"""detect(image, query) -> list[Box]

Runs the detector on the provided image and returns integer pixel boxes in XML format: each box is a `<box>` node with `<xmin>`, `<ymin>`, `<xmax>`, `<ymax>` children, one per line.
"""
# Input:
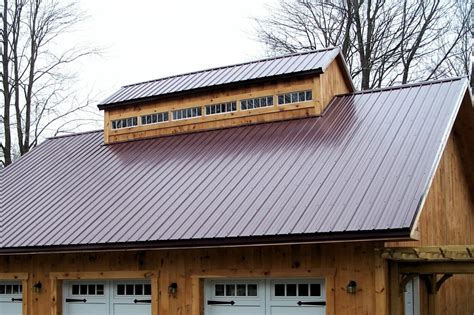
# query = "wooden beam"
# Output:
<box><xmin>399</xmin><ymin>262</ymin><xmax>474</xmax><ymax>274</ymax></box>
<box><xmin>49</xmin><ymin>270</ymin><xmax>156</xmax><ymax>280</ymax></box>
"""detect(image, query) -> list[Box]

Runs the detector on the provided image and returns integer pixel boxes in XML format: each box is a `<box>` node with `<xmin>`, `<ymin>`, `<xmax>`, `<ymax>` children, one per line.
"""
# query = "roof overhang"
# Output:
<box><xmin>0</xmin><ymin>229</ymin><xmax>411</xmax><ymax>255</ymax></box>
<box><xmin>97</xmin><ymin>69</ymin><xmax>325</xmax><ymax>110</ymax></box>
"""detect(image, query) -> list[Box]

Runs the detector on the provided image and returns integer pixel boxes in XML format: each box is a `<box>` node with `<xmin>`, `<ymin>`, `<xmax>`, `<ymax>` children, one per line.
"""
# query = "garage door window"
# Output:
<box><xmin>274</xmin><ymin>283</ymin><xmax>321</xmax><ymax>297</ymax></box>
<box><xmin>0</xmin><ymin>283</ymin><xmax>22</xmax><ymax>295</ymax></box>
<box><xmin>116</xmin><ymin>283</ymin><xmax>151</xmax><ymax>296</ymax></box>
<box><xmin>71</xmin><ymin>284</ymin><xmax>104</xmax><ymax>295</ymax></box>
<box><xmin>214</xmin><ymin>283</ymin><xmax>258</xmax><ymax>297</ymax></box>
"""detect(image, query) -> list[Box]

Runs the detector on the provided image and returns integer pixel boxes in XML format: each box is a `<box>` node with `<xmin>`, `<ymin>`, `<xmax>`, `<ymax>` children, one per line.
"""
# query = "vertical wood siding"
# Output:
<box><xmin>0</xmin><ymin>242</ymin><xmax>387</xmax><ymax>315</ymax></box>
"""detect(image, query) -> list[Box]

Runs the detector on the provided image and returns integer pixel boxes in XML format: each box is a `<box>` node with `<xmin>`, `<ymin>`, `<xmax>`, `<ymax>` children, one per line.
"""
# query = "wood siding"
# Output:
<box><xmin>386</xmin><ymin>99</ymin><xmax>474</xmax><ymax>315</ymax></box>
<box><xmin>0</xmin><ymin>242</ymin><xmax>387</xmax><ymax>315</ymax></box>
<box><xmin>103</xmin><ymin>60</ymin><xmax>351</xmax><ymax>144</ymax></box>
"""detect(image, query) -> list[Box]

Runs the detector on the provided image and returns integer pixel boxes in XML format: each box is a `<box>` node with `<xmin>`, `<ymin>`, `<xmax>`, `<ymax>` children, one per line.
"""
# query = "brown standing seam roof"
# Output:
<box><xmin>0</xmin><ymin>77</ymin><xmax>469</xmax><ymax>252</ymax></box>
<box><xmin>98</xmin><ymin>47</ymin><xmax>352</xmax><ymax>109</ymax></box>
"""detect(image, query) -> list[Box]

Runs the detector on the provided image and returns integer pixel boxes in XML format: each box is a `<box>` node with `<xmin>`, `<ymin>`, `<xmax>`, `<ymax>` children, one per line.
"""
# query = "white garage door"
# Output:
<box><xmin>63</xmin><ymin>280</ymin><xmax>151</xmax><ymax>315</ymax></box>
<box><xmin>205</xmin><ymin>279</ymin><xmax>325</xmax><ymax>315</ymax></box>
<box><xmin>0</xmin><ymin>281</ymin><xmax>22</xmax><ymax>315</ymax></box>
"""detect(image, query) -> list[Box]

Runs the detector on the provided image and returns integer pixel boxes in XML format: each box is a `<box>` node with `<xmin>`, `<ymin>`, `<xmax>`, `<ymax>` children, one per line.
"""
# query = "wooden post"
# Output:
<box><xmin>389</xmin><ymin>261</ymin><xmax>402</xmax><ymax>315</ymax></box>
<box><xmin>427</xmin><ymin>274</ymin><xmax>437</xmax><ymax>315</ymax></box>
<box><xmin>374</xmin><ymin>250</ymin><xmax>389</xmax><ymax>315</ymax></box>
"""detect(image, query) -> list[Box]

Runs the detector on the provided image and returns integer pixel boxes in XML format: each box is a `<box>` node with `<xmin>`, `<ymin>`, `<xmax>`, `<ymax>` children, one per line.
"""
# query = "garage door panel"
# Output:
<box><xmin>205</xmin><ymin>278</ymin><xmax>326</xmax><ymax>315</ymax></box>
<box><xmin>64</xmin><ymin>280</ymin><xmax>151</xmax><ymax>315</ymax></box>
<box><xmin>112</xmin><ymin>303</ymin><xmax>151</xmax><ymax>315</ymax></box>
<box><xmin>269</xmin><ymin>305</ymin><xmax>325</xmax><ymax>315</ymax></box>
<box><xmin>0</xmin><ymin>281</ymin><xmax>22</xmax><ymax>315</ymax></box>
<box><xmin>205</xmin><ymin>280</ymin><xmax>265</xmax><ymax>315</ymax></box>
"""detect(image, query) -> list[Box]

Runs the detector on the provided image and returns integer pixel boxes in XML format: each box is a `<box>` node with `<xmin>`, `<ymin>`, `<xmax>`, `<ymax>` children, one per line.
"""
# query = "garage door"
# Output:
<box><xmin>63</xmin><ymin>280</ymin><xmax>151</xmax><ymax>315</ymax></box>
<box><xmin>205</xmin><ymin>279</ymin><xmax>325</xmax><ymax>315</ymax></box>
<box><xmin>0</xmin><ymin>281</ymin><xmax>22</xmax><ymax>315</ymax></box>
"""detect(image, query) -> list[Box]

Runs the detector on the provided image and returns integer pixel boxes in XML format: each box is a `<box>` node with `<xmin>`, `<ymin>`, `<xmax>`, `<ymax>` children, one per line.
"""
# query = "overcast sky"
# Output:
<box><xmin>72</xmin><ymin>0</ymin><xmax>277</xmax><ymax>112</ymax></box>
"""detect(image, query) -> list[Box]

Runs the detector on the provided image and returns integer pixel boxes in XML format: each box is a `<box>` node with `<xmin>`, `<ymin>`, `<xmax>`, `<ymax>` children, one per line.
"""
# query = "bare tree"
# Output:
<box><xmin>0</xmin><ymin>0</ymin><xmax>98</xmax><ymax>167</ymax></box>
<box><xmin>255</xmin><ymin>0</ymin><xmax>472</xmax><ymax>90</ymax></box>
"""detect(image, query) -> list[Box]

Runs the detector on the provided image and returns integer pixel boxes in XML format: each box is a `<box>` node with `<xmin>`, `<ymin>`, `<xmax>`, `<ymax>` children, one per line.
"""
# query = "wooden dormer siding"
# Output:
<box><xmin>100</xmin><ymin>49</ymin><xmax>353</xmax><ymax>144</ymax></box>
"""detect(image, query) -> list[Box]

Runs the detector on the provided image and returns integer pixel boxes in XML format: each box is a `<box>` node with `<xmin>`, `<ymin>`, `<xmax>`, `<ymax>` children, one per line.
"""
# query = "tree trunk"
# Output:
<box><xmin>2</xmin><ymin>0</ymin><xmax>12</xmax><ymax>166</ymax></box>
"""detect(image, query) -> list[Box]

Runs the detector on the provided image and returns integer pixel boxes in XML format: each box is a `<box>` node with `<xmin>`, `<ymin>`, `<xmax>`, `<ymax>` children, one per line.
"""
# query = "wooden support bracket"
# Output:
<box><xmin>436</xmin><ymin>273</ymin><xmax>453</xmax><ymax>292</ymax></box>
<box><xmin>399</xmin><ymin>274</ymin><xmax>417</xmax><ymax>294</ymax></box>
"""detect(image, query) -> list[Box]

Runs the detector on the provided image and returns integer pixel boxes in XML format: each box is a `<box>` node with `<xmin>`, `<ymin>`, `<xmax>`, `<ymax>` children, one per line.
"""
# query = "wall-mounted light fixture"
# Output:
<box><xmin>346</xmin><ymin>280</ymin><xmax>357</xmax><ymax>294</ymax></box>
<box><xmin>32</xmin><ymin>281</ymin><xmax>42</xmax><ymax>293</ymax></box>
<box><xmin>168</xmin><ymin>283</ymin><xmax>178</xmax><ymax>297</ymax></box>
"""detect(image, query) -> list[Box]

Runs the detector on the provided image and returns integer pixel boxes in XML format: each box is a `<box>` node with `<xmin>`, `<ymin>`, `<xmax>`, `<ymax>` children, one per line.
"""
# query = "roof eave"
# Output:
<box><xmin>0</xmin><ymin>229</ymin><xmax>411</xmax><ymax>255</ymax></box>
<box><xmin>97</xmin><ymin>68</ymin><xmax>324</xmax><ymax>110</ymax></box>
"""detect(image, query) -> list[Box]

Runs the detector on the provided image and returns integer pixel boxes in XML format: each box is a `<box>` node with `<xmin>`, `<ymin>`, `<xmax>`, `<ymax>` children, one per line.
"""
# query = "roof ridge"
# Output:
<box><xmin>121</xmin><ymin>47</ymin><xmax>339</xmax><ymax>89</ymax></box>
<box><xmin>47</xmin><ymin>129</ymin><xmax>104</xmax><ymax>140</ymax></box>
<box><xmin>337</xmin><ymin>76</ymin><xmax>468</xmax><ymax>97</ymax></box>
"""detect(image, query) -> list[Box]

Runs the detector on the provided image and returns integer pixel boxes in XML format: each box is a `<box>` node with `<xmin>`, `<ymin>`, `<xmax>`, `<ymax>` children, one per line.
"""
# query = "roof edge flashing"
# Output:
<box><xmin>0</xmin><ymin>229</ymin><xmax>411</xmax><ymax>255</ymax></box>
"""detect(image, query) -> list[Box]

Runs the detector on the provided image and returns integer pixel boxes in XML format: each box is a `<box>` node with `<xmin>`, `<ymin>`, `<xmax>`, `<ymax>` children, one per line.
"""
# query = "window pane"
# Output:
<box><xmin>284</xmin><ymin>94</ymin><xmax>291</xmax><ymax>104</ymax></box>
<box><xmin>291</xmin><ymin>93</ymin><xmax>298</xmax><ymax>102</ymax></box>
<box><xmin>215</xmin><ymin>284</ymin><xmax>224</xmax><ymax>296</ymax></box>
<box><xmin>298</xmin><ymin>284</ymin><xmax>309</xmax><ymax>296</ymax></box>
<box><xmin>278</xmin><ymin>95</ymin><xmax>284</xmax><ymax>104</ymax></box>
<box><xmin>261</xmin><ymin>97</ymin><xmax>267</xmax><ymax>106</ymax></box>
<box><xmin>232</xmin><ymin>102</ymin><xmax>237</xmax><ymax>111</ymax></box>
<box><xmin>254</xmin><ymin>98</ymin><xmax>260</xmax><ymax>108</ymax></box>
<box><xmin>88</xmin><ymin>284</ymin><xmax>96</xmax><ymax>295</ymax></box>
<box><xmin>6</xmin><ymin>285</ymin><xmax>12</xmax><ymax>294</ymax></box>
<box><xmin>225</xmin><ymin>284</ymin><xmax>235</xmax><ymax>296</ymax></box>
<box><xmin>144</xmin><ymin>284</ymin><xmax>151</xmax><ymax>295</ymax></box>
<box><xmin>72</xmin><ymin>285</ymin><xmax>79</xmax><ymax>295</ymax></box>
<box><xmin>0</xmin><ymin>285</ymin><xmax>4</xmax><ymax>294</ymax></box>
<box><xmin>248</xmin><ymin>284</ymin><xmax>257</xmax><ymax>296</ymax></box>
<box><xmin>241</xmin><ymin>100</ymin><xmax>247</xmax><ymax>110</ymax></box>
<box><xmin>126</xmin><ymin>284</ymin><xmax>134</xmax><ymax>295</ymax></box>
<box><xmin>12</xmin><ymin>285</ymin><xmax>19</xmax><ymax>294</ymax></box>
<box><xmin>132</xmin><ymin>117</ymin><xmax>138</xmax><ymax>125</ymax></box>
<box><xmin>117</xmin><ymin>284</ymin><xmax>125</xmax><ymax>295</ymax></box>
<box><xmin>287</xmin><ymin>284</ymin><xmax>297</xmax><ymax>296</ymax></box>
<box><xmin>299</xmin><ymin>92</ymin><xmax>306</xmax><ymax>102</ymax></box>
<box><xmin>80</xmin><ymin>285</ymin><xmax>87</xmax><ymax>295</ymax></box>
<box><xmin>306</xmin><ymin>90</ymin><xmax>312</xmax><ymax>100</ymax></box>
<box><xmin>268</xmin><ymin>96</ymin><xmax>274</xmax><ymax>106</ymax></box>
<box><xmin>247</xmin><ymin>99</ymin><xmax>254</xmax><ymax>109</ymax></box>
<box><xmin>135</xmin><ymin>284</ymin><xmax>143</xmax><ymax>295</ymax></box>
<box><xmin>97</xmin><ymin>284</ymin><xmax>104</xmax><ymax>295</ymax></box>
<box><xmin>164</xmin><ymin>113</ymin><xmax>169</xmax><ymax>121</ymax></box>
<box><xmin>237</xmin><ymin>284</ymin><xmax>246</xmax><ymax>296</ymax></box>
<box><xmin>275</xmin><ymin>284</ymin><xmax>285</xmax><ymax>296</ymax></box>
<box><xmin>310</xmin><ymin>284</ymin><xmax>321</xmax><ymax>296</ymax></box>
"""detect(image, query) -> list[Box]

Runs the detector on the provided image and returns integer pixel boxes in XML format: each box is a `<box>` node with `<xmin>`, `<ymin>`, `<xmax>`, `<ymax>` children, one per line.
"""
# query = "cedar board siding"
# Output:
<box><xmin>0</xmin><ymin>242</ymin><xmax>388</xmax><ymax>315</ymax></box>
<box><xmin>386</xmin><ymin>99</ymin><xmax>474</xmax><ymax>315</ymax></box>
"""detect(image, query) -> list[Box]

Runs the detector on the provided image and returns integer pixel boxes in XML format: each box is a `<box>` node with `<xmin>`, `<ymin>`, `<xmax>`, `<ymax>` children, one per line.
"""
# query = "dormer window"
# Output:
<box><xmin>278</xmin><ymin>90</ymin><xmax>312</xmax><ymax>105</ymax></box>
<box><xmin>172</xmin><ymin>107</ymin><xmax>202</xmax><ymax>120</ymax></box>
<box><xmin>240</xmin><ymin>96</ymin><xmax>273</xmax><ymax>110</ymax></box>
<box><xmin>141</xmin><ymin>112</ymin><xmax>169</xmax><ymax>125</ymax></box>
<box><xmin>205</xmin><ymin>101</ymin><xmax>237</xmax><ymax>115</ymax></box>
<box><xmin>111</xmin><ymin>117</ymin><xmax>138</xmax><ymax>130</ymax></box>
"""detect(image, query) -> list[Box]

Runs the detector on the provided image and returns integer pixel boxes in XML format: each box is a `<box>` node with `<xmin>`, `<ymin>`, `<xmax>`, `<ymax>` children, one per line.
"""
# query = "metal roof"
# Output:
<box><xmin>0</xmin><ymin>77</ymin><xmax>469</xmax><ymax>252</ymax></box>
<box><xmin>98</xmin><ymin>47</ymin><xmax>350</xmax><ymax>109</ymax></box>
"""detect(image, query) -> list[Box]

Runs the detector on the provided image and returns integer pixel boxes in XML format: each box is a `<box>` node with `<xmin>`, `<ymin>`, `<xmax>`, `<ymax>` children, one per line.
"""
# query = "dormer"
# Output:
<box><xmin>98</xmin><ymin>48</ymin><xmax>354</xmax><ymax>144</ymax></box>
